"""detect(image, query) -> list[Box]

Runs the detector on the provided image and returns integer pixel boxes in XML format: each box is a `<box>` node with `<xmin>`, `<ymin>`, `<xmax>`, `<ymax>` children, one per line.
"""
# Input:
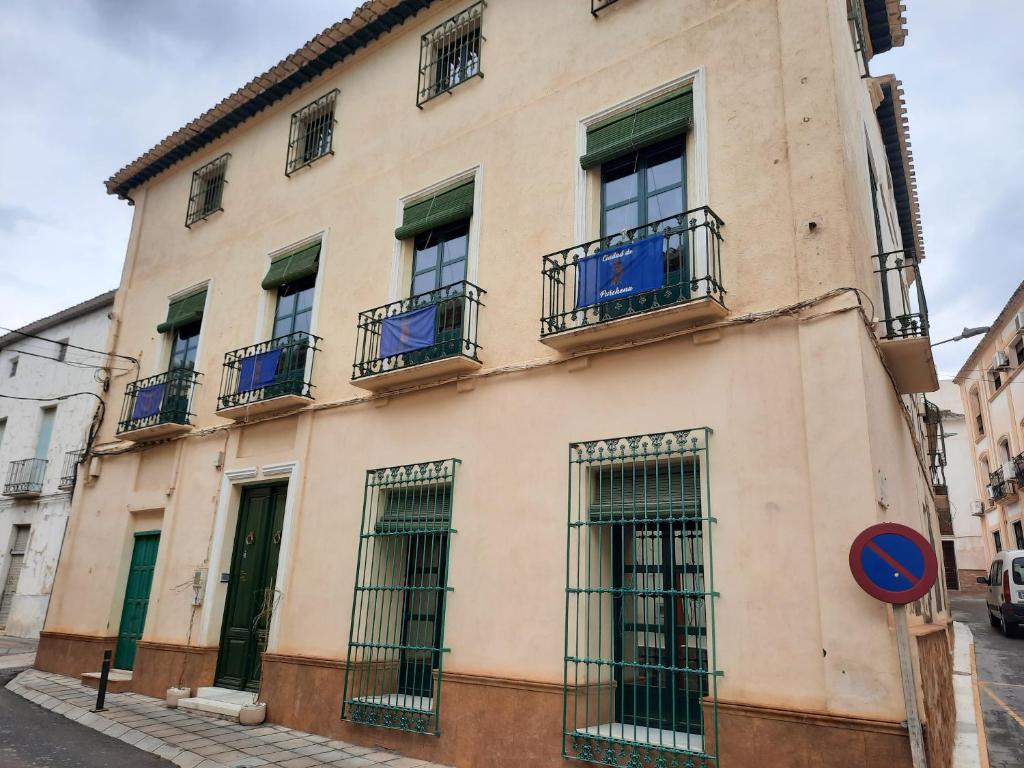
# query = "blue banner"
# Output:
<box><xmin>380</xmin><ymin>305</ymin><xmax>437</xmax><ymax>358</ymax></box>
<box><xmin>238</xmin><ymin>348</ymin><xmax>283</xmax><ymax>392</ymax></box>
<box><xmin>131</xmin><ymin>382</ymin><xmax>166</xmax><ymax>420</ymax></box>
<box><xmin>576</xmin><ymin>233</ymin><xmax>665</xmax><ymax>309</ymax></box>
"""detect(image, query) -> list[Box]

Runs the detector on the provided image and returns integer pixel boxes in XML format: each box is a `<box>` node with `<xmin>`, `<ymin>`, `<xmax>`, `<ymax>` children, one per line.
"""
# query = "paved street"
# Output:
<box><xmin>0</xmin><ymin>668</ymin><xmax>173</xmax><ymax>768</ymax></box>
<box><xmin>952</xmin><ymin>594</ymin><xmax>1024</xmax><ymax>768</ymax></box>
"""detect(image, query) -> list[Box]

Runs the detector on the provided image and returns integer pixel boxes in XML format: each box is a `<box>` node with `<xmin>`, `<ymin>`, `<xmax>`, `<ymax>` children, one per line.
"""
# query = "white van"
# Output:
<box><xmin>978</xmin><ymin>549</ymin><xmax>1024</xmax><ymax>636</ymax></box>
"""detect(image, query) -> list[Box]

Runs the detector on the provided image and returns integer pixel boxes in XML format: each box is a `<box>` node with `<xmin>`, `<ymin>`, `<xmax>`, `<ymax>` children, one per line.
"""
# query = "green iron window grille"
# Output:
<box><xmin>342</xmin><ymin>459</ymin><xmax>459</xmax><ymax>735</ymax></box>
<box><xmin>564</xmin><ymin>429</ymin><xmax>719</xmax><ymax>768</ymax></box>
<box><xmin>416</xmin><ymin>2</ymin><xmax>484</xmax><ymax>107</ymax></box>
<box><xmin>185</xmin><ymin>153</ymin><xmax>230</xmax><ymax>227</ymax></box>
<box><xmin>285</xmin><ymin>90</ymin><xmax>338</xmax><ymax>176</ymax></box>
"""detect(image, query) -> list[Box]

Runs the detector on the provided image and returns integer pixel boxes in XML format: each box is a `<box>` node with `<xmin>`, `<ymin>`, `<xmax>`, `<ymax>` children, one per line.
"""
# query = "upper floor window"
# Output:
<box><xmin>262</xmin><ymin>241</ymin><xmax>321</xmax><ymax>339</ymax></box>
<box><xmin>157</xmin><ymin>289</ymin><xmax>208</xmax><ymax>371</ymax></box>
<box><xmin>1014</xmin><ymin>336</ymin><xmax>1024</xmax><ymax>368</ymax></box>
<box><xmin>186</xmin><ymin>154</ymin><xmax>230</xmax><ymax>227</ymax></box>
<box><xmin>993</xmin><ymin>368</ymin><xmax>1004</xmax><ymax>391</ymax></box>
<box><xmin>417</xmin><ymin>2</ymin><xmax>484</xmax><ymax>107</ymax></box>
<box><xmin>998</xmin><ymin>438</ymin><xmax>1012</xmax><ymax>467</ymax></box>
<box><xmin>970</xmin><ymin>387</ymin><xmax>984</xmax><ymax>437</ymax></box>
<box><xmin>8</xmin><ymin>357</ymin><xmax>17</xmax><ymax>377</ymax></box>
<box><xmin>285</xmin><ymin>90</ymin><xmax>338</xmax><ymax>176</ymax></box>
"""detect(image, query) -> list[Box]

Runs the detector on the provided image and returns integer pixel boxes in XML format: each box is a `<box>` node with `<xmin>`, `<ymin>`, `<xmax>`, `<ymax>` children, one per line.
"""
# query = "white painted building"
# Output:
<box><xmin>0</xmin><ymin>291</ymin><xmax>115</xmax><ymax>637</ymax></box>
<box><xmin>931</xmin><ymin>379</ymin><xmax>988</xmax><ymax>577</ymax></box>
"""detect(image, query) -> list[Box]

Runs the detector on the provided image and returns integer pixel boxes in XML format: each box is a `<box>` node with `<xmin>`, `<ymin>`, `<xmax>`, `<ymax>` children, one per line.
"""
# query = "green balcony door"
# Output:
<box><xmin>215</xmin><ymin>484</ymin><xmax>287</xmax><ymax>691</ymax></box>
<box><xmin>115</xmin><ymin>532</ymin><xmax>161</xmax><ymax>671</ymax></box>
<box><xmin>405</xmin><ymin>222</ymin><xmax>468</xmax><ymax>364</ymax></box>
<box><xmin>599</xmin><ymin>139</ymin><xmax>688</xmax><ymax>319</ymax></box>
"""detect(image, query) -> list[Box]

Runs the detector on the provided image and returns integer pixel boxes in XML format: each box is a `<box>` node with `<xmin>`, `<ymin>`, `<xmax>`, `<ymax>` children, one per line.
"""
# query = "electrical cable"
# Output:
<box><xmin>0</xmin><ymin>325</ymin><xmax>139</xmax><ymax>367</ymax></box>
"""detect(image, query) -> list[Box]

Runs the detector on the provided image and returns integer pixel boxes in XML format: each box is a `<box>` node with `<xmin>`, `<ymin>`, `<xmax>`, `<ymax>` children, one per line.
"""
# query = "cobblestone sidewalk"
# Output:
<box><xmin>6</xmin><ymin>670</ymin><xmax>450</xmax><ymax>768</ymax></box>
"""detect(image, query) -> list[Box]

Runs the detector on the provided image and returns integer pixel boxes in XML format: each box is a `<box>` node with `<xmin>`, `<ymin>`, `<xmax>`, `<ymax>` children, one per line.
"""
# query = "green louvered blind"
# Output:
<box><xmin>394</xmin><ymin>182</ymin><xmax>474</xmax><ymax>240</ymax></box>
<box><xmin>581</xmin><ymin>90</ymin><xmax>693</xmax><ymax>170</ymax></box>
<box><xmin>156</xmin><ymin>290</ymin><xmax>207</xmax><ymax>334</ymax></box>
<box><xmin>375</xmin><ymin>485</ymin><xmax>452</xmax><ymax>534</ymax></box>
<box><xmin>588</xmin><ymin>459</ymin><xmax>701</xmax><ymax>522</ymax></box>
<box><xmin>261</xmin><ymin>242</ymin><xmax>321</xmax><ymax>290</ymax></box>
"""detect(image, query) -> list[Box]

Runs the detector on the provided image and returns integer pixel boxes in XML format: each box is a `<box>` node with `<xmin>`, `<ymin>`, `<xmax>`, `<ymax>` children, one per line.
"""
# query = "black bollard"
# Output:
<box><xmin>93</xmin><ymin>649</ymin><xmax>112</xmax><ymax>712</ymax></box>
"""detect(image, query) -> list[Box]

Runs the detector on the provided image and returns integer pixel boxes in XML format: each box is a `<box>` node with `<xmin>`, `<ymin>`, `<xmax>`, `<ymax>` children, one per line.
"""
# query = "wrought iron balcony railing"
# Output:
<box><xmin>922</xmin><ymin>399</ymin><xmax>947</xmax><ymax>496</ymax></box>
<box><xmin>58</xmin><ymin>449</ymin><xmax>85</xmax><ymax>491</ymax></box>
<box><xmin>118</xmin><ymin>368</ymin><xmax>200</xmax><ymax>435</ymax></box>
<box><xmin>541</xmin><ymin>207</ymin><xmax>725</xmax><ymax>339</ymax></box>
<box><xmin>989</xmin><ymin>467</ymin><xmax>1016</xmax><ymax>502</ymax></box>
<box><xmin>1016</xmin><ymin>452</ymin><xmax>1024</xmax><ymax>485</ymax></box>
<box><xmin>873</xmin><ymin>249</ymin><xmax>930</xmax><ymax>341</ymax></box>
<box><xmin>218</xmin><ymin>332</ymin><xmax>320</xmax><ymax>412</ymax></box>
<box><xmin>4</xmin><ymin>458</ymin><xmax>48</xmax><ymax>496</ymax></box>
<box><xmin>352</xmin><ymin>280</ymin><xmax>485</xmax><ymax>382</ymax></box>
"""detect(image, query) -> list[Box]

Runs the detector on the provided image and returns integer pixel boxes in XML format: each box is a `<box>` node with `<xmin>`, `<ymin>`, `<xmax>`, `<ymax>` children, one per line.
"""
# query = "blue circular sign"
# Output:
<box><xmin>849</xmin><ymin>523</ymin><xmax>938</xmax><ymax>604</ymax></box>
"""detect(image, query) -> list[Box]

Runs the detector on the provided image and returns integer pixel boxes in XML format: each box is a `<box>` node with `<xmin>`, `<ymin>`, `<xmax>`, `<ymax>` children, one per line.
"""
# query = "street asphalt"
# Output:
<box><xmin>951</xmin><ymin>593</ymin><xmax>1024</xmax><ymax>768</ymax></box>
<box><xmin>0</xmin><ymin>669</ymin><xmax>172</xmax><ymax>768</ymax></box>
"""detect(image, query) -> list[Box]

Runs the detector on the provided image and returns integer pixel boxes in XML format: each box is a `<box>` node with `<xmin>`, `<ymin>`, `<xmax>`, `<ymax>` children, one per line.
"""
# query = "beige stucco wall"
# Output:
<box><xmin>45</xmin><ymin>0</ymin><xmax>945</xmax><ymax>731</ymax></box>
<box><xmin>956</xmin><ymin>289</ymin><xmax>1024</xmax><ymax>561</ymax></box>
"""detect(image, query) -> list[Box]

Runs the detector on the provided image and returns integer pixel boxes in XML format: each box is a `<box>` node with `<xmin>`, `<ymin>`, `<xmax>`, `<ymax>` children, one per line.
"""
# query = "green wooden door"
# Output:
<box><xmin>215</xmin><ymin>485</ymin><xmax>287</xmax><ymax>691</ymax></box>
<box><xmin>115</xmin><ymin>532</ymin><xmax>161</xmax><ymax>671</ymax></box>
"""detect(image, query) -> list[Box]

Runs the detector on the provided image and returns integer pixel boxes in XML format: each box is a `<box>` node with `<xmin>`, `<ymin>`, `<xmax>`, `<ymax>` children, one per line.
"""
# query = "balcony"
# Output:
<box><xmin>540</xmin><ymin>208</ymin><xmax>727</xmax><ymax>353</ymax></box>
<box><xmin>57</xmin><ymin>450</ymin><xmax>85</xmax><ymax>491</ymax></box>
<box><xmin>873</xmin><ymin>249</ymin><xmax>938</xmax><ymax>394</ymax></box>
<box><xmin>3</xmin><ymin>458</ymin><xmax>48</xmax><ymax>498</ymax></box>
<box><xmin>988</xmin><ymin>466</ymin><xmax>1018</xmax><ymax>504</ymax></box>
<box><xmin>922</xmin><ymin>398</ymin><xmax>948</xmax><ymax>518</ymax></box>
<box><xmin>217</xmin><ymin>332</ymin><xmax>320</xmax><ymax>420</ymax></box>
<box><xmin>351</xmin><ymin>280</ymin><xmax>485</xmax><ymax>392</ymax></box>
<box><xmin>118</xmin><ymin>368</ymin><xmax>200</xmax><ymax>442</ymax></box>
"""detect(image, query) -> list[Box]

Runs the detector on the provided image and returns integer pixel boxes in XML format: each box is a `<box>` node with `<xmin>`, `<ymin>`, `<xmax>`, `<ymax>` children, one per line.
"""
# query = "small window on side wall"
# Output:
<box><xmin>417</xmin><ymin>2</ymin><xmax>484</xmax><ymax>107</ymax></box>
<box><xmin>286</xmin><ymin>91</ymin><xmax>338</xmax><ymax>176</ymax></box>
<box><xmin>186</xmin><ymin>154</ymin><xmax>230</xmax><ymax>227</ymax></box>
<box><xmin>8</xmin><ymin>357</ymin><xmax>17</xmax><ymax>377</ymax></box>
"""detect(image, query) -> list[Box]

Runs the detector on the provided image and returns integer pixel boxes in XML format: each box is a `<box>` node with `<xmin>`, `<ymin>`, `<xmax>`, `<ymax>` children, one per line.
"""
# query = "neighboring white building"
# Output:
<box><xmin>930</xmin><ymin>380</ymin><xmax>987</xmax><ymax>579</ymax></box>
<box><xmin>0</xmin><ymin>290</ymin><xmax>115</xmax><ymax>637</ymax></box>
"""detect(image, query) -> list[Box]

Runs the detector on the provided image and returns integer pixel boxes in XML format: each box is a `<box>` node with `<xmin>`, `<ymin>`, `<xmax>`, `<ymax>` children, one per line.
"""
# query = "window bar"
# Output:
<box><xmin>185</xmin><ymin>154</ymin><xmax>230</xmax><ymax>227</ymax></box>
<box><xmin>564</xmin><ymin>429</ymin><xmax>718</xmax><ymax>767</ymax></box>
<box><xmin>417</xmin><ymin>2</ymin><xmax>485</xmax><ymax>108</ymax></box>
<box><xmin>342</xmin><ymin>459</ymin><xmax>459</xmax><ymax>735</ymax></box>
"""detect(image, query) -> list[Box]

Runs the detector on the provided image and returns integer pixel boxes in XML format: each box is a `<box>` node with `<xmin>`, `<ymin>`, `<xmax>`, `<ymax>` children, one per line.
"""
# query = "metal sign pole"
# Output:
<box><xmin>893</xmin><ymin>604</ymin><xmax>927</xmax><ymax>768</ymax></box>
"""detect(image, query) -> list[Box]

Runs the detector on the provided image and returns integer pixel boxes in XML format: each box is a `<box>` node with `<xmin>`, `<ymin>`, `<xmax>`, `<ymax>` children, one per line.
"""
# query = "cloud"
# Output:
<box><xmin>0</xmin><ymin>204</ymin><xmax>42</xmax><ymax>232</ymax></box>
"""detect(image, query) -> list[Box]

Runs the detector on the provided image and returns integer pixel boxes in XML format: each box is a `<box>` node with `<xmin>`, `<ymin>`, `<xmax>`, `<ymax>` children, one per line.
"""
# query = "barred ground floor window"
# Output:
<box><xmin>342</xmin><ymin>459</ymin><xmax>458</xmax><ymax>735</ymax></box>
<box><xmin>564</xmin><ymin>430</ymin><xmax>718</xmax><ymax>767</ymax></box>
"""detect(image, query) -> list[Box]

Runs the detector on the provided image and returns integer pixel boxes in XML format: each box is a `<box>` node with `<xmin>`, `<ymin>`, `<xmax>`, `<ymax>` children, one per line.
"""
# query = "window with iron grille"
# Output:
<box><xmin>417</xmin><ymin>3</ymin><xmax>484</xmax><ymax>107</ymax></box>
<box><xmin>342</xmin><ymin>459</ymin><xmax>459</xmax><ymax>735</ymax></box>
<box><xmin>564</xmin><ymin>429</ymin><xmax>718</xmax><ymax>768</ymax></box>
<box><xmin>185</xmin><ymin>153</ymin><xmax>230</xmax><ymax>227</ymax></box>
<box><xmin>285</xmin><ymin>90</ymin><xmax>338</xmax><ymax>176</ymax></box>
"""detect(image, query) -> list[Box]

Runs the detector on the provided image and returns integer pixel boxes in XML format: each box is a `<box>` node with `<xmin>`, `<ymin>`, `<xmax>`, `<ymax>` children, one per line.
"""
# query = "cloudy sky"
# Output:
<box><xmin>0</xmin><ymin>1</ymin><xmax>1020</xmax><ymax>379</ymax></box>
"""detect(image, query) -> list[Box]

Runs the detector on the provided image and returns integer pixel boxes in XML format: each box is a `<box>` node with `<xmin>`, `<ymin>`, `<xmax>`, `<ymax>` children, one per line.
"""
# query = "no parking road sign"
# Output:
<box><xmin>848</xmin><ymin>522</ymin><xmax>938</xmax><ymax>605</ymax></box>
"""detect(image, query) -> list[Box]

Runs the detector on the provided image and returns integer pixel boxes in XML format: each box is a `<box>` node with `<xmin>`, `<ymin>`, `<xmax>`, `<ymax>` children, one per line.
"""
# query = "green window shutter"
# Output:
<box><xmin>394</xmin><ymin>182</ymin><xmax>474</xmax><ymax>240</ymax></box>
<box><xmin>375</xmin><ymin>485</ymin><xmax>452</xmax><ymax>533</ymax></box>
<box><xmin>588</xmin><ymin>460</ymin><xmax>701</xmax><ymax>522</ymax></box>
<box><xmin>581</xmin><ymin>90</ymin><xmax>693</xmax><ymax>170</ymax></box>
<box><xmin>156</xmin><ymin>289</ymin><xmax>207</xmax><ymax>334</ymax></box>
<box><xmin>261</xmin><ymin>242</ymin><xmax>321</xmax><ymax>290</ymax></box>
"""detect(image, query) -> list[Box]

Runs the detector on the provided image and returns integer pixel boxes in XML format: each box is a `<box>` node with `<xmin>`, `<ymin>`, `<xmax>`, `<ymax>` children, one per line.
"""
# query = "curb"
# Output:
<box><xmin>951</xmin><ymin>621</ymin><xmax>988</xmax><ymax>768</ymax></box>
<box><xmin>5</xmin><ymin>673</ymin><xmax>219</xmax><ymax>768</ymax></box>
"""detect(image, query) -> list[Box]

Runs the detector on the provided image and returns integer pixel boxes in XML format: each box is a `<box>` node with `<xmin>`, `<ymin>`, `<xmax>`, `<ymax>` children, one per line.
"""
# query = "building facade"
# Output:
<box><xmin>955</xmin><ymin>281</ymin><xmax>1024</xmax><ymax>567</ymax></box>
<box><xmin>928</xmin><ymin>380</ymin><xmax>988</xmax><ymax>588</ymax></box>
<box><xmin>38</xmin><ymin>2</ymin><xmax>954</xmax><ymax>767</ymax></box>
<box><xmin>0</xmin><ymin>291</ymin><xmax>115</xmax><ymax>638</ymax></box>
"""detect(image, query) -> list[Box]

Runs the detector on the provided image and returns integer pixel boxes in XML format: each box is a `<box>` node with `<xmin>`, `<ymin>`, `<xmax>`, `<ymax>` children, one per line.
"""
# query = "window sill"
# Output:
<box><xmin>574</xmin><ymin>723</ymin><xmax>705</xmax><ymax>755</ymax></box>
